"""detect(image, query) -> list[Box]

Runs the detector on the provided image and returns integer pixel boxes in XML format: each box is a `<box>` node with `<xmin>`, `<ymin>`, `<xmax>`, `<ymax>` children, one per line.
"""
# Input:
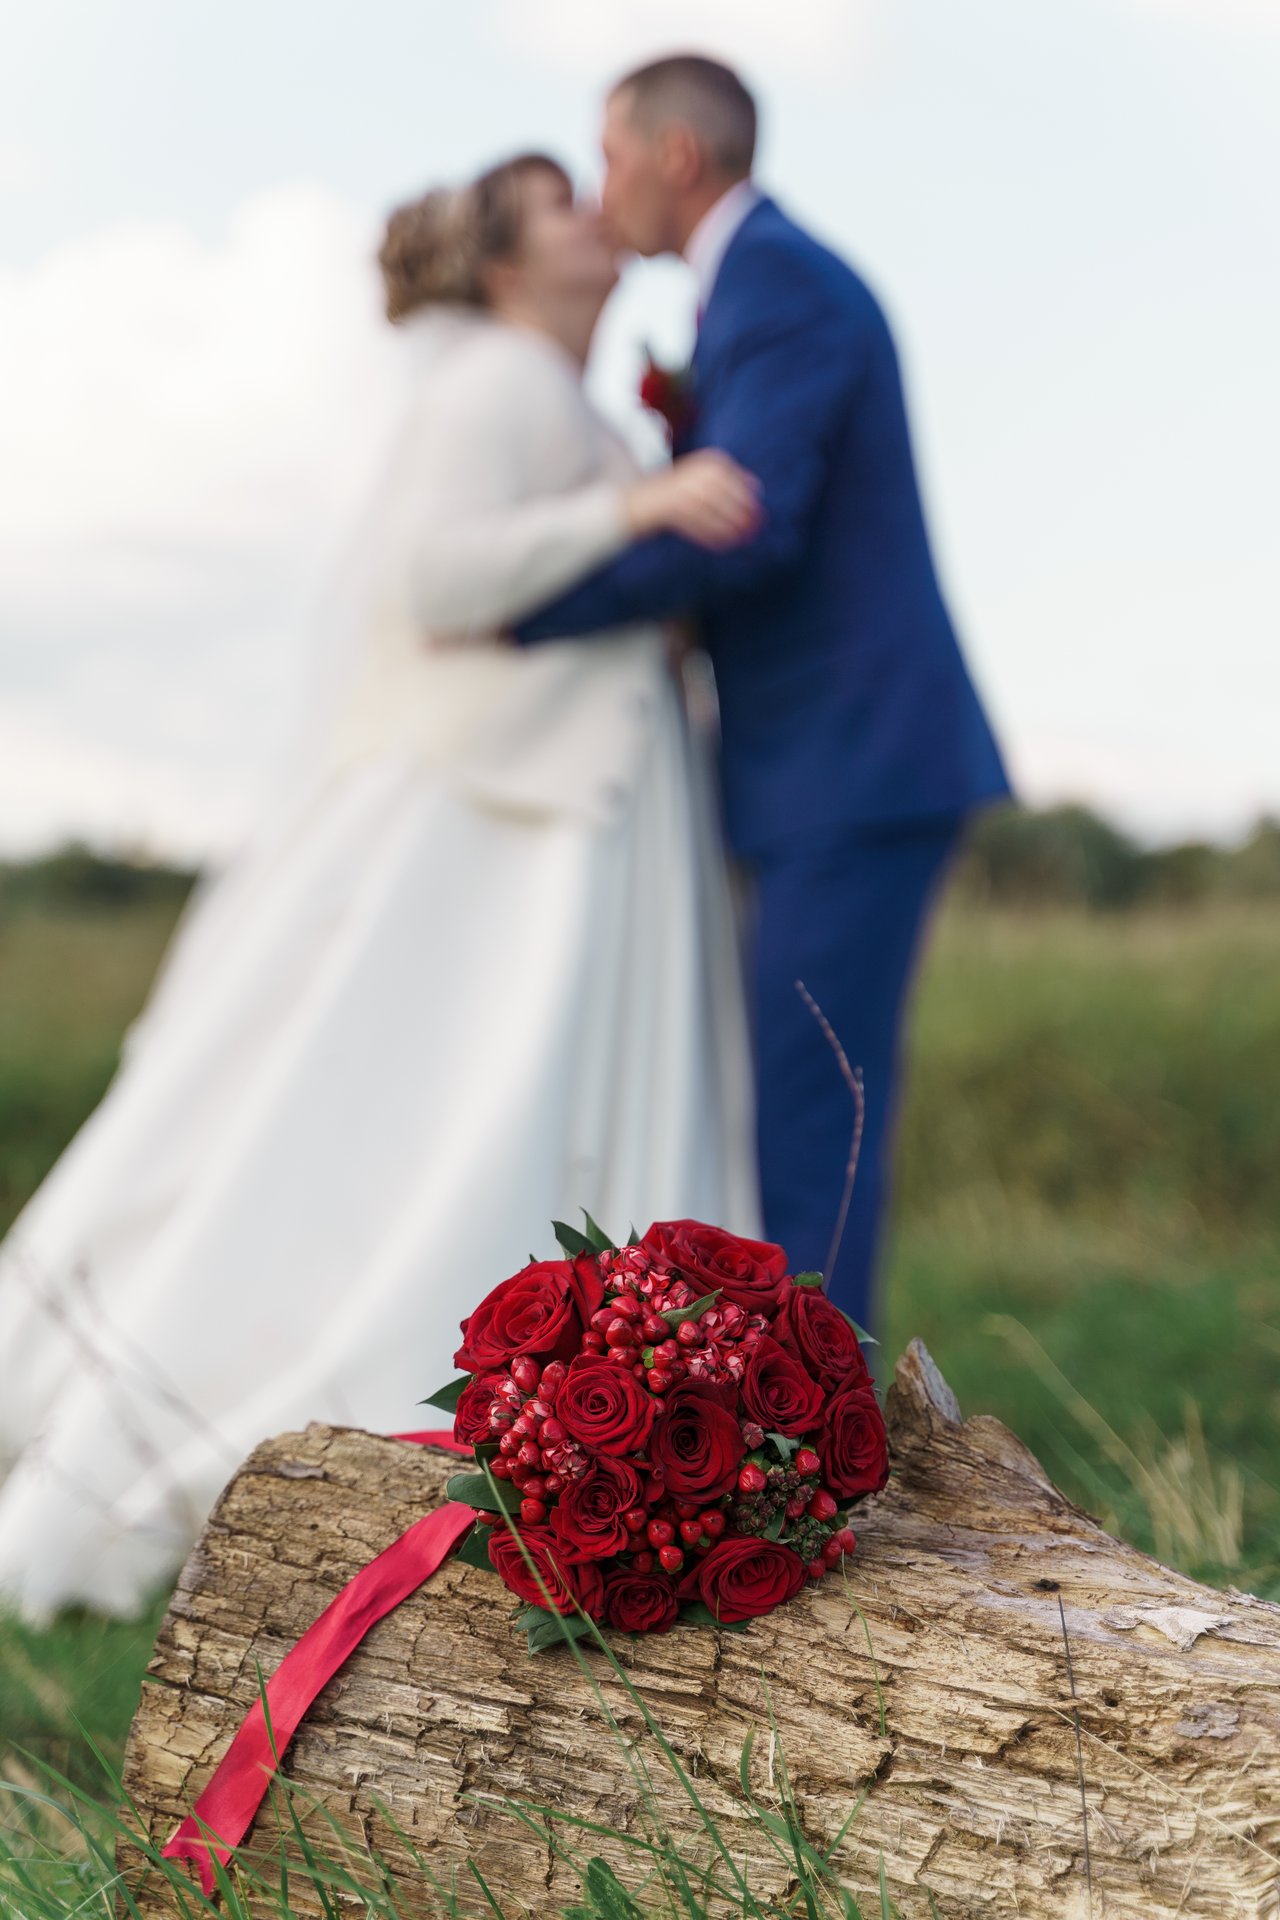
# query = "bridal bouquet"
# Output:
<box><xmin>427</xmin><ymin>1216</ymin><xmax>888</xmax><ymax>1650</ymax></box>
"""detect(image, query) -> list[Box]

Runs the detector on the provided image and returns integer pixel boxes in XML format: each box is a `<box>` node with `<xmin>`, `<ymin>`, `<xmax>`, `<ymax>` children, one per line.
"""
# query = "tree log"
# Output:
<box><xmin>121</xmin><ymin>1341</ymin><xmax>1280</xmax><ymax>1917</ymax></box>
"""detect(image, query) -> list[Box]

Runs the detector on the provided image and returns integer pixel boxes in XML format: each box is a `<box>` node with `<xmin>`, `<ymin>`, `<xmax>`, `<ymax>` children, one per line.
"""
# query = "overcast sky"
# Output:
<box><xmin>1</xmin><ymin>0</ymin><xmax>1277</xmax><ymax>859</ymax></box>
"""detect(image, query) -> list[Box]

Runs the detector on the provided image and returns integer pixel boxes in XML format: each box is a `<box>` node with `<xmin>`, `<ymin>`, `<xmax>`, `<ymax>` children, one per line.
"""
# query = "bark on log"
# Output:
<box><xmin>121</xmin><ymin>1341</ymin><xmax>1280</xmax><ymax>1917</ymax></box>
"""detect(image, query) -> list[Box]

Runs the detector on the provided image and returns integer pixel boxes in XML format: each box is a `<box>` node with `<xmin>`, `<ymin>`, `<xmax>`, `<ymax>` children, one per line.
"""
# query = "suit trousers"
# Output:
<box><xmin>744</xmin><ymin>817</ymin><xmax>962</xmax><ymax>1335</ymax></box>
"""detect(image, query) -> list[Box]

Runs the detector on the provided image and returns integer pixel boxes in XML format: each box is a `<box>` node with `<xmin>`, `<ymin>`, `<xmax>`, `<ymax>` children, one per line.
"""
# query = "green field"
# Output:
<box><xmin>1</xmin><ymin>883</ymin><xmax>1277</xmax><ymax>1802</ymax></box>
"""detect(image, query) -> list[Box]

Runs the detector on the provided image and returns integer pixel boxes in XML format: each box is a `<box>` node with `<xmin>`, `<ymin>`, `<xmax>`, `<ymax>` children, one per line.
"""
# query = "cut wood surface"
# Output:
<box><xmin>121</xmin><ymin>1341</ymin><xmax>1280</xmax><ymax>1917</ymax></box>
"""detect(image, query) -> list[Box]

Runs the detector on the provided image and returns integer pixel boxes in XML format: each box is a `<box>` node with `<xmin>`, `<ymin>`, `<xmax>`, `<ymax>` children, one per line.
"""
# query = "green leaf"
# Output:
<box><xmin>446</xmin><ymin>1470</ymin><xmax>519</xmax><ymax>1516</ymax></box>
<box><xmin>526</xmin><ymin>1610</ymin><xmax>594</xmax><ymax>1654</ymax></box>
<box><xmin>515</xmin><ymin>1603</ymin><xmax>552</xmax><ymax>1632</ymax></box>
<box><xmin>580</xmin><ymin>1210</ymin><xmax>617</xmax><ymax>1254</ymax></box>
<box><xmin>584</xmin><ymin>1857</ymin><xmax>645</xmax><ymax>1920</ymax></box>
<box><xmin>765</xmin><ymin>1431</ymin><xmax>799</xmax><ymax>1463</ymax></box>
<box><xmin>553</xmin><ymin>1219</ymin><xmax>597</xmax><ymax>1258</ymax></box>
<box><xmin>680</xmin><ymin>1601</ymin><xmax>747</xmax><ymax>1634</ymax></box>
<box><xmin>763</xmin><ymin>1504</ymin><xmax>787</xmax><ymax>1541</ymax></box>
<box><xmin>454</xmin><ymin>1526</ymin><xmax>499</xmax><ymax>1571</ymax></box>
<box><xmin>420</xmin><ymin>1375</ymin><xmax>469</xmax><ymax>1415</ymax></box>
<box><xmin>831</xmin><ymin>1302</ymin><xmax>878</xmax><ymax>1344</ymax></box>
<box><xmin>661</xmin><ymin>1289</ymin><xmax>721</xmax><ymax>1330</ymax></box>
<box><xmin>640</xmin><ymin>1345</ymin><xmax>656</xmax><ymax>1369</ymax></box>
<box><xmin>793</xmin><ymin>1270</ymin><xmax>825</xmax><ymax>1288</ymax></box>
<box><xmin>472</xmin><ymin>1440</ymin><xmax>499</xmax><ymax>1464</ymax></box>
<box><xmin>626</xmin><ymin>1225</ymin><xmax>643</xmax><ymax>1247</ymax></box>
<box><xmin>738</xmin><ymin>1725</ymin><xmax>756</xmax><ymax>1797</ymax></box>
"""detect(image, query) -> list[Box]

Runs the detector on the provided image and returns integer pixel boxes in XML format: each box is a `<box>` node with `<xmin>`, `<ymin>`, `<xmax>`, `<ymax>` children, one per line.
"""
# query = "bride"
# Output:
<box><xmin>0</xmin><ymin>152</ymin><xmax>762</xmax><ymax>1621</ymax></box>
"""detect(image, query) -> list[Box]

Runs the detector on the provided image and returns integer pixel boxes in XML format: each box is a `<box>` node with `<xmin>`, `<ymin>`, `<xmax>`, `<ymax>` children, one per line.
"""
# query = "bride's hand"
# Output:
<box><xmin>624</xmin><ymin>451</ymin><xmax>762</xmax><ymax>550</ymax></box>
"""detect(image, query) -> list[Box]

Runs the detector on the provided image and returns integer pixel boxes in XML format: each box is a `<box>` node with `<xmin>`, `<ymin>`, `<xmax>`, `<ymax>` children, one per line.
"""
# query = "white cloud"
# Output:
<box><xmin>485</xmin><ymin>0</ymin><xmax>872</xmax><ymax>83</ymax></box>
<box><xmin>0</xmin><ymin>183</ymin><xmax>404</xmax><ymax>857</ymax></box>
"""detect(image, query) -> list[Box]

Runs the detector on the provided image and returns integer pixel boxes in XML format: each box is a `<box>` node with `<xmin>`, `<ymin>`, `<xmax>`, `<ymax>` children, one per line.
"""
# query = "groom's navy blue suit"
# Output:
<box><xmin>516</xmin><ymin>196</ymin><xmax>1010</xmax><ymax>1328</ymax></box>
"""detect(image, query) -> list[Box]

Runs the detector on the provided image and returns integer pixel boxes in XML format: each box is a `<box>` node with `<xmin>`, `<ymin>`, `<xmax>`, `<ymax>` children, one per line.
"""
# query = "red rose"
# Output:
<box><xmin>454</xmin><ymin>1255</ymin><xmax>604</xmax><ymax>1374</ymax></box>
<box><xmin>642</xmin><ymin>1220</ymin><xmax>789</xmax><ymax>1315</ymax></box>
<box><xmin>551</xmin><ymin>1456</ymin><xmax>643</xmax><ymax>1562</ymax></box>
<box><xmin>604</xmin><ymin>1567</ymin><xmax>680</xmax><ymax>1634</ymax></box>
<box><xmin>452</xmin><ymin>1372</ymin><xmax>503</xmax><ymax>1447</ymax></box>
<box><xmin>650</xmin><ymin>1380</ymin><xmax>744</xmax><ymax>1502</ymax></box>
<box><xmin>556</xmin><ymin>1358</ymin><xmax>655</xmax><ymax>1457</ymax></box>
<box><xmin>819</xmin><ymin>1380</ymin><xmax>890</xmax><ymax>1502</ymax></box>
<box><xmin>739</xmin><ymin>1337</ymin><xmax>825</xmax><ymax>1437</ymax></box>
<box><xmin>488</xmin><ymin>1524</ymin><xmax>605</xmax><ymax>1618</ymax></box>
<box><xmin>774</xmin><ymin>1284</ymin><xmax>871</xmax><ymax>1392</ymax></box>
<box><xmin>678</xmin><ymin>1535</ymin><xmax>807</xmax><ymax>1624</ymax></box>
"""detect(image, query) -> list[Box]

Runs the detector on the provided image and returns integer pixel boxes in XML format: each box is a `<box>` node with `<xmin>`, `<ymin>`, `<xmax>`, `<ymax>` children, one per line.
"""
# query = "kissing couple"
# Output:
<box><xmin>0</xmin><ymin>54</ymin><xmax>1007</xmax><ymax>1622</ymax></box>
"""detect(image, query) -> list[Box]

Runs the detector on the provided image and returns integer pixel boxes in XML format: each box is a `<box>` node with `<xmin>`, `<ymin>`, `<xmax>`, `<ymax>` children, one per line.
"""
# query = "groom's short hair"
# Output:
<box><xmin>612</xmin><ymin>55</ymin><xmax>757</xmax><ymax>179</ymax></box>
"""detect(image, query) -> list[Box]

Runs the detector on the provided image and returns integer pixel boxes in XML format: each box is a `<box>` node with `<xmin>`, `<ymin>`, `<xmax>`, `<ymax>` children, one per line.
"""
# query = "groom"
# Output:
<box><xmin>516</xmin><ymin>54</ymin><xmax>1010</xmax><ymax>1332</ymax></box>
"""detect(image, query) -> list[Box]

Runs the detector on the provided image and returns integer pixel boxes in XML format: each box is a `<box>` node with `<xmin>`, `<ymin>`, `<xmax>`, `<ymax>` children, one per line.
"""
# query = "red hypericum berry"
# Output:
<box><xmin>700</xmin><ymin>1509</ymin><xmax>726</xmax><ymax>1539</ymax></box>
<box><xmin>526</xmin><ymin>1397</ymin><xmax>551</xmax><ymax>1423</ymax></box>
<box><xmin>511</xmin><ymin>1355</ymin><xmax>541</xmax><ymax>1394</ymax></box>
<box><xmin>676</xmin><ymin>1320</ymin><xmax>701</xmax><ymax>1347</ymax></box>
<box><xmin>658</xmin><ymin>1543</ymin><xmax>685</xmax><ymax>1574</ymax></box>
<box><xmin>521</xmin><ymin>1473</ymin><xmax>547</xmax><ymax>1499</ymax></box>
<box><xmin>539</xmin><ymin>1416</ymin><xmax>566</xmax><ymax>1447</ymax></box>
<box><xmin>590</xmin><ymin>1307</ymin><xmax>617</xmax><ymax>1334</ymax></box>
<box><xmin>741</xmin><ymin>1421</ymin><xmax>766</xmax><ymax>1450</ymax></box>
<box><xmin>632</xmin><ymin>1551</ymin><xmax>655</xmax><ymax>1573</ymax></box>
<box><xmin>737</xmin><ymin>1463</ymin><xmax>767</xmax><ymax>1495</ymax></box>
<box><xmin>796</xmin><ymin>1448</ymin><xmax>821</xmax><ymax>1475</ymax></box>
<box><xmin>806</xmin><ymin>1557</ymin><xmax>826</xmax><ymax>1581</ymax></box>
<box><xmin>786</xmin><ymin>1494</ymin><xmax>809</xmax><ymax>1518</ymax></box>
<box><xmin>678</xmin><ymin>1518</ymin><xmax>704</xmax><ymax>1547</ymax></box>
<box><xmin>488</xmin><ymin>1406</ymin><xmax>513</xmax><ymax>1432</ymax></box>
<box><xmin>582</xmin><ymin>1330</ymin><xmax>607</xmax><ymax>1354</ymax></box>
<box><xmin>641</xmin><ymin>1312</ymin><xmax>668</xmax><ymax>1342</ymax></box>
<box><xmin>498</xmin><ymin>1431</ymin><xmax>518</xmax><ymax>1456</ymax></box>
<box><xmin>672</xmin><ymin>1499</ymin><xmax>699</xmax><ymax>1520</ymax></box>
<box><xmin>517</xmin><ymin>1441</ymin><xmax>542</xmax><ymax>1470</ymax></box>
<box><xmin>544</xmin><ymin>1472</ymin><xmax>565</xmax><ymax>1495</ymax></box>
<box><xmin>623</xmin><ymin>1507</ymin><xmax>647</xmax><ymax>1533</ymax></box>
<box><xmin>510</xmin><ymin>1465</ymin><xmax>531</xmax><ymax>1490</ymax></box>
<box><xmin>647</xmin><ymin>1368</ymin><xmax>672</xmax><ymax>1394</ymax></box>
<box><xmin>822</xmin><ymin>1536</ymin><xmax>844</xmax><ymax>1567</ymax></box>
<box><xmin>540</xmin><ymin>1360</ymin><xmax>567</xmax><ymax>1397</ymax></box>
<box><xmin>832</xmin><ymin>1527</ymin><xmax>856</xmax><ymax>1556</ymax></box>
<box><xmin>490</xmin><ymin>1457</ymin><xmax>513</xmax><ymax>1479</ymax></box>
<box><xmin>521</xmin><ymin>1498</ymin><xmax>548</xmax><ymax>1525</ymax></box>
<box><xmin>510</xmin><ymin>1411</ymin><xmax>537</xmax><ymax>1440</ymax></box>
<box><xmin>655</xmin><ymin>1338</ymin><xmax>680</xmax><ymax>1364</ymax></box>
<box><xmin>807</xmin><ymin>1489</ymin><xmax>838</xmax><ymax>1523</ymax></box>
<box><xmin>606</xmin><ymin>1318</ymin><xmax>638</xmax><ymax>1349</ymax></box>
<box><xmin>497</xmin><ymin>1376</ymin><xmax>522</xmax><ymax>1407</ymax></box>
<box><xmin>610</xmin><ymin>1291</ymin><xmax>642</xmax><ymax>1321</ymax></box>
<box><xmin>606</xmin><ymin>1346</ymin><xmax>635</xmax><ymax>1367</ymax></box>
<box><xmin>646</xmin><ymin>1518</ymin><xmax>675</xmax><ymax>1548</ymax></box>
<box><xmin>478</xmin><ymin>1510</ymin><xmax>502</xmax><ymax>1526</ymax></box>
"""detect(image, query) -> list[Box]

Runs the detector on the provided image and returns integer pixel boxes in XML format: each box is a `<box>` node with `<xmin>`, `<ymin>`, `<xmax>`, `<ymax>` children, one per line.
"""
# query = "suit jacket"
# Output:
<box><xmin>515</xmin><ymin>197</ymin><xmax>1011</xmax><ymax>856</ymax></box>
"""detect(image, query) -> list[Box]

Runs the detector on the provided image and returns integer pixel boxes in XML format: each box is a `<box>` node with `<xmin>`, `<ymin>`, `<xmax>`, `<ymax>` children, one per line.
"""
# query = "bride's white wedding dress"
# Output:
<box><xmin>0</xmin><ymin>309</ymin><xmax>759</xmax><ymax>1622</ymax></box>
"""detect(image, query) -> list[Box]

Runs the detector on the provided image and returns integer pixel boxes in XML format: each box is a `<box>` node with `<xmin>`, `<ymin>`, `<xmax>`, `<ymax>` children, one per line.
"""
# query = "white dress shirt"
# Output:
<box><xmin>683</xmin><ymin>178</ymin><xmax>763</xmax><ymax>312</ymax></box>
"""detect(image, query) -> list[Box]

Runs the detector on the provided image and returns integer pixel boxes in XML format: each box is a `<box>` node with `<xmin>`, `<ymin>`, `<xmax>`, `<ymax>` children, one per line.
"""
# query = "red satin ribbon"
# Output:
<box><xmin>162</xmin><ymin>1429</ymin><xmax>474</xmax><ymax>1893</ymax></box>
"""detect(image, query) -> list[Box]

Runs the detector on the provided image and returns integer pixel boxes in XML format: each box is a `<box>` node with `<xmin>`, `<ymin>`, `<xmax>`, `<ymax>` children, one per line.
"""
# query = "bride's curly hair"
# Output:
<box><xmin>378</xmin><ymin>153</ymin><xmax>571</xmax><ymax>322</ymax></box>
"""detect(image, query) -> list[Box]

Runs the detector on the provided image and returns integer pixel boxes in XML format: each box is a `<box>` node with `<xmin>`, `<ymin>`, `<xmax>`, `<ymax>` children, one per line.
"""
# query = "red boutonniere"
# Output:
<box><xmin>638</xmin><ymin>347</ymin><xmax>695</xmax><ymax>441</ymax></box>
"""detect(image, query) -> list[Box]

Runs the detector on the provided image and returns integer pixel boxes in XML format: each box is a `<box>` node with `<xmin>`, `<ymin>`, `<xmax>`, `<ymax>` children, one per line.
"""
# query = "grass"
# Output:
<box><xmin>0</xmin><ymin>885</ymin><xmax>1277</xmax><ymax>1903</ymax></box>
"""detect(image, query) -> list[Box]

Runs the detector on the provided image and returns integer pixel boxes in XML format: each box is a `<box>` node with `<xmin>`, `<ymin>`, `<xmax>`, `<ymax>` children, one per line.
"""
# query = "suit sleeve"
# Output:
<box><xmin>514</xmin><ymin>297</ymin><xmax>860</xmax><ymax>644</ymax></box>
